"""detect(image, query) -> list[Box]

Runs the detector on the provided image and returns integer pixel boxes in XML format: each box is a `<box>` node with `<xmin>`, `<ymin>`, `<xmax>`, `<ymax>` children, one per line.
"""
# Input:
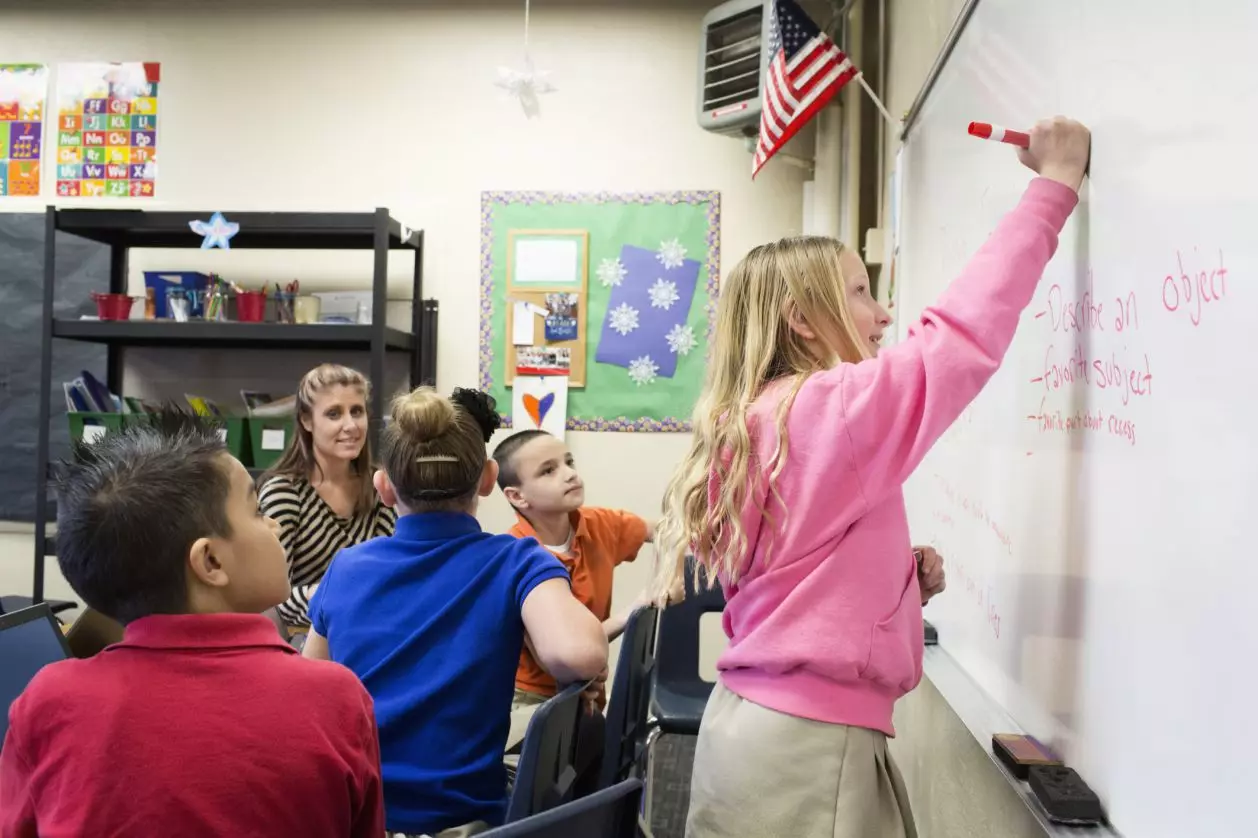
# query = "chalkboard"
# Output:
<box><xmin>0</xmin><ymin>213</ymin><xmax>107</xmax><ymax>521</ymax></box>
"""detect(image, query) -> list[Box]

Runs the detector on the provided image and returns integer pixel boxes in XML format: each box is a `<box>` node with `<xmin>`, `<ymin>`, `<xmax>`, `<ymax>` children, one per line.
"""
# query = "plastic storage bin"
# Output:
<box><xmin>247</xmin><ymin>417</ymin><xmax>295</xmax><ymax>469</ymax></box>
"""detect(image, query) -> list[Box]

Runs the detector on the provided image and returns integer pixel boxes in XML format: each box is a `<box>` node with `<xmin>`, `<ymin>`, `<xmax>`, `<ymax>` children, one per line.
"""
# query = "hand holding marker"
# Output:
<box><xmin>969</xmin><ymin>118</ymin><xmax>1092</xmax><ymax>184</ymax></box>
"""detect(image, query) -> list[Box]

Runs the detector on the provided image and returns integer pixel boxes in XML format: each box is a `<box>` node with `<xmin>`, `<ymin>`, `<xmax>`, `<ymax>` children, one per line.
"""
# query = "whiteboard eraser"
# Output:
<box><xmin>992</xmin><ymin>733</ymin><xmax>1061</xmax><ymax>779</ymax></box>
<box><xmin>1028</xmin><ymin>765</ymin><xmax>1106</xmax><ymax>826</ymax></box>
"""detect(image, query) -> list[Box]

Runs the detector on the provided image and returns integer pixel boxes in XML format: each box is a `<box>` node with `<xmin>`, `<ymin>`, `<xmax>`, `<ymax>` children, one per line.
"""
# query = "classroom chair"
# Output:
<box><xmin>0</xmin><ymin>596</ymin><xmax>77</xmax><ymax>618</ymax></box>
<box><xmin>648</xmin><ymin>561</ymin><xmax>725</xmax><ymax>737</ymax></box>
<box><xmin>599</xmin><ymin>605</ymin><xmax>659</xmax><ymax>789</ymax></box>
<box><xmin>482</xmin><ymin>779</ymin><xmax>642</xmax><ymax>838</ymax></box>
<box><xmin>506</xmin><ymin>681</ymin><xmax>586</xmax><ymax>822</ymax></box>
<box><xmin>642</xmin><ymin>561</ymin><xmax>725</xmax><ymax>833</ymax></box>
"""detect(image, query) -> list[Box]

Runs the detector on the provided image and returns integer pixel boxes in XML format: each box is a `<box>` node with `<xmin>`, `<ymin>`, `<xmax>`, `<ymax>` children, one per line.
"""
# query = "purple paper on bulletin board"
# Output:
<box><xmin>595</xmin><ymin>244</ymin><xmax>700</xmax><ymax>378</ymax></box>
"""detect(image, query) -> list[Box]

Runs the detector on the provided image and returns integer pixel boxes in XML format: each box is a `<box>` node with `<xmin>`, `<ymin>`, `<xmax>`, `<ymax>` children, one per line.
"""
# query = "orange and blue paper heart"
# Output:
<box><xmin>523</xmin><ymin>392</ymin><xmax>555</xmax><ymax>428</ymax></box>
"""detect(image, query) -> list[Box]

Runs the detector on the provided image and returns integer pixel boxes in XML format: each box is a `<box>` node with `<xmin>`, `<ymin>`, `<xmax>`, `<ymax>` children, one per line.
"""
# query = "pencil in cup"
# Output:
<box><xmin>273</xmin><ymin>283</ymin><xmax>296</xmax><ymax>324</ymax></box>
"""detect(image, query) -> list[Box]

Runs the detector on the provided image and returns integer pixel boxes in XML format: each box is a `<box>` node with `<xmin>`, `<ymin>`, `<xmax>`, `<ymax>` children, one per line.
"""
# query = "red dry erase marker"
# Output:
<box><xmin>968</xmin><ymin>121</ymin><xmax>1030</xmax><ymax>149</ymax></box>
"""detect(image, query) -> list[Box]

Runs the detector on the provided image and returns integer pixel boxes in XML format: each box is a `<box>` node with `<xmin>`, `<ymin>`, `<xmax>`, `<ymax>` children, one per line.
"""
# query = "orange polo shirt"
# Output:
<box><xmin>511</xmin><ymin>506</ymin><xmax>649</xmax><ymax>697</ymax></box>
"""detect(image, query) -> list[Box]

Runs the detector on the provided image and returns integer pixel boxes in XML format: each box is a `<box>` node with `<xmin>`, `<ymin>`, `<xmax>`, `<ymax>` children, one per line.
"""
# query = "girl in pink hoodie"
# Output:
<box><xmin>654</xmin><ymin>117</ymin><xmax>1091</xmax><ymax>838</ymax></box>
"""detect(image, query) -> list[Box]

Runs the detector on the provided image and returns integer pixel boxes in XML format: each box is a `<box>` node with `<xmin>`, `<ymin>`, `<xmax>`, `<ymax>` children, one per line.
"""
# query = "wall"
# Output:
<box><xmin>880</xmin><ymin>2</ymin><xmax>1046</xmax><ymax>837</ymax></box>
<box><xmin>0</xmin><ymin>0</ymin><xmax>807</xmax><ymax>627</ymax></box>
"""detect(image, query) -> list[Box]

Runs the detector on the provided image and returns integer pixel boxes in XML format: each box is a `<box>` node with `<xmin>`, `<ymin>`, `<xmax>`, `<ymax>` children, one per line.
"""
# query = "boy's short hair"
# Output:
<box><xmin>54</xmin><ymin>411</ymin><xmax>234</xmax><ymax>625</ymax></box>
<box><xmin>491</xmin><ymin>429</ymin><xmax>551</xmax><ymax>490</ymax></box>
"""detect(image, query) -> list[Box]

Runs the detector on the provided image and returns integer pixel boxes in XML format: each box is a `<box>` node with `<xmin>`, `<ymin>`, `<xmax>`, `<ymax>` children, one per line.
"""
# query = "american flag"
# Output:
<box><xmin>753</xmin><ymin>0</ymin><xmax>860</xmax><ymax>178</ymax></box>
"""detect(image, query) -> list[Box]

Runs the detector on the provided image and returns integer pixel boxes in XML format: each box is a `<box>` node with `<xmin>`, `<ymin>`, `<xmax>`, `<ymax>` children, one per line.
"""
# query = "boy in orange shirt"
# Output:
<box><xmin>492</xmin><ymin>430</ymin><xmax>653</xmax><ymax>715</ymax></box>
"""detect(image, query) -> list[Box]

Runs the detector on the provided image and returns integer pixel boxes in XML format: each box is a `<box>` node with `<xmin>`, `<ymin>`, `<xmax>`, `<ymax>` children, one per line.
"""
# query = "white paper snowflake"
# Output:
<box><xmin>648</xmin><ymin>278</ymin><xmax>681</xmax><ymax>310</ymax></box>
<box><xmin>608</xmin><ymin>302</ymin><xmax>640</xmax><ymax>336</ymax></box>
<box><xmin>665</xmin><ymin>323</ymin><xmax>698</xmax><ymax>356</ymax></box>
<box><xmin>628</xmin><ymin>355</ymin><xmax>659</xmax><ymax>386</ymax></box>
<box><xmin>656</xmin><ymin>238</ymin><xmax>687</xmax><ymax>270</ymax></box>
<box><xmin>597</xmin><ymin>257</ymin><xmax>627</xmax><ymax>288</ymax></box>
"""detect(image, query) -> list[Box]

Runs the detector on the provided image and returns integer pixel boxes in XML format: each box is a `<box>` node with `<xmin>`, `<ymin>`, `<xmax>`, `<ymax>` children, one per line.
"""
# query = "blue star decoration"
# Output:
<box><xmin>188</xmin><ymin>212</ymin><xmax>240</xmax><ymax>250</ymax></box>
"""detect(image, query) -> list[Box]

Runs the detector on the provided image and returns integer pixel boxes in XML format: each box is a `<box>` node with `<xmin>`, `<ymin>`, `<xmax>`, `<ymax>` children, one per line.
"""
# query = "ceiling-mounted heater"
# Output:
<box><xmin>697</xmin><ymin>0</ymin><xmax>767</xmax><ymax>137</ymax></box>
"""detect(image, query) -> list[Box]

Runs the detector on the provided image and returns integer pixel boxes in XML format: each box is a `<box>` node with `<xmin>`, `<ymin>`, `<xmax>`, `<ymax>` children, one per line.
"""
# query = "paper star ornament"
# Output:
<box><xmin>494</xmin><ymin>58</ymin><xmax>555</xmax><ymax>119</ymax></box>
<box><xmin>189</xmin><ymin>212</ymin><xmax>240</xmax><ymax>250</ymax></box>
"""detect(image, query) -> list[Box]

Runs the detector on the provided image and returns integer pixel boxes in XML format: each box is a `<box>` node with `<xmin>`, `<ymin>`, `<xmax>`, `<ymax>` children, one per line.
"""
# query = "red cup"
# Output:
<box><xmin>236</xmin><ymin>290</ymin><xmax>267</xmax><ymax>322</ymax></box>
<box><xmin>92</xmin><ymin>292</ymin><xmax>136</xmax><ymax>321</ymax></box>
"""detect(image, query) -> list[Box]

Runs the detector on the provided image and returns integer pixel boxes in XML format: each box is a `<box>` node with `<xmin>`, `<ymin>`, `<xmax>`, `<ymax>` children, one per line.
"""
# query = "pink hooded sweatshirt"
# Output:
<box><xmin>716</xmin><ymin>177</ymin><xmax>1078</xmax><ymax>736</ymax></box>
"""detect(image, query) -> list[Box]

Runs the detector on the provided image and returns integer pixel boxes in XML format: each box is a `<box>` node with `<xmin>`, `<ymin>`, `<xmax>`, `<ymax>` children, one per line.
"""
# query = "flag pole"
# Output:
<box><xmin>854</xmin><ymin>72</ymin><xmax>898</xmax><ymax>130</ymax></box>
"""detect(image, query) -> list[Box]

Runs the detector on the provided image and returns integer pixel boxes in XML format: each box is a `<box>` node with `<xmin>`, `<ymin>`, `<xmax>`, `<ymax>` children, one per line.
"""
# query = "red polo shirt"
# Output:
<box><xmin>0</xmin><ymin>613</ymin><xmax>385</xmax><ymax>838</ymax></box>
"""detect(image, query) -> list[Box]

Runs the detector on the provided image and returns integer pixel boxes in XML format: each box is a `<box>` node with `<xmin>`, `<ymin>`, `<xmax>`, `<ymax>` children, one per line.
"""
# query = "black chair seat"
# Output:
<box><xmin>1</xmin><ymin>597</ymin><xmax>77</xmax><ymax>617</ymax></box>
<box><xmin>651</xmin><ymin>680</ymin><xmax>714</xmax><ymax>736</ymax></box>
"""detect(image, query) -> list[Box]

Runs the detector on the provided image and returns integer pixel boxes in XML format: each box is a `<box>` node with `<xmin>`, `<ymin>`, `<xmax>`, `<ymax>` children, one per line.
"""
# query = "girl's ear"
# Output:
<box><xmin>784</xmin><ymin>301</ymin><xmax>817</xmax><ymax>341</ymax></box>
<box><xmin>477</xmin><ymin>460</ymin><xmax>499</xmax><ymax>498</ymax></box>
<box><xmin>373</xmin><ymin>469</ymin><xmax>398</xmax><ymax>508</ymax></box>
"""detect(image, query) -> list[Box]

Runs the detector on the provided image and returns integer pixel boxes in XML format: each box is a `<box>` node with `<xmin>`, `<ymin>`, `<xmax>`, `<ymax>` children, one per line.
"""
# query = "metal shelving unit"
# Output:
<box><xmin>31</xmin><ymin>206</ymin><xmax>437</xmax><ymax>602</ymax></box>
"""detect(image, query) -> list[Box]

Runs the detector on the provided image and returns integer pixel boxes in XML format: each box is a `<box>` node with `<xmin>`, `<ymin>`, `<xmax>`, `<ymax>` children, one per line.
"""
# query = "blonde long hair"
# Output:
<box><xmin>654</xmin><ymin>236</ymin><xmax>871</xmax><ymax>596</ymax></box>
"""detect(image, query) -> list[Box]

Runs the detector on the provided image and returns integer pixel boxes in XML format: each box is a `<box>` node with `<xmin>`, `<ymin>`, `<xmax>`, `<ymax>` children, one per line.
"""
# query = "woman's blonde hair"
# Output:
<box><xmin>653</xmin><ymin>236</ymin><xmax>870</xmax><ymax>596</ymax></box>
<box><xmin>380</xmin><ymin>387</ymin><xmax>487</xmax><ymax>512</ymax></box>
<box><xmin>263</xmin><ymin>363</ymin><xmax>376</xmax><ymax>515</ymax></box>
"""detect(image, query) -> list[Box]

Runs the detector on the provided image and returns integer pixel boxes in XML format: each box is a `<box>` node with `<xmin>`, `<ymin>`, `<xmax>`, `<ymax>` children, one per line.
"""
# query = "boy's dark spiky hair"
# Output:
<box><xmin>55</xmin><ymin>409</ymin><xmax>236</xmax><ymax>625</ymax></box>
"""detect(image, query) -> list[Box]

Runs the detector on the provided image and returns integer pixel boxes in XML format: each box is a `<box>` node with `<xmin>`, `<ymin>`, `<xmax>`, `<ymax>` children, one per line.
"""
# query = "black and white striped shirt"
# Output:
<box><xmin>258</xmin><ymin>474</ymin><xmax>396</xmax><ymax>626</ymax></box>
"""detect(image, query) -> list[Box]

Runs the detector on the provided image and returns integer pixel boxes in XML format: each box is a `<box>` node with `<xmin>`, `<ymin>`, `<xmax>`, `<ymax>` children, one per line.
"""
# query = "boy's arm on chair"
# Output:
<box><xmin>522</xmin><ymin>578</ymin><xmax>608</xmax><ymax>683</ymax></box>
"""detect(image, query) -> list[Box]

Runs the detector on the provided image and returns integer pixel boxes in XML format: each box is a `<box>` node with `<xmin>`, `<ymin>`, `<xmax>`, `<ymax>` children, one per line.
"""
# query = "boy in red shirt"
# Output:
<box><xmin>0</xmin><ymin>414</ymin><xmax>385</xmax><ymax>838</ymax></box>
<box><xmin>492</xmin><ymin>430</ymin><xmax>653</xmax><ymax>713</ymax></box>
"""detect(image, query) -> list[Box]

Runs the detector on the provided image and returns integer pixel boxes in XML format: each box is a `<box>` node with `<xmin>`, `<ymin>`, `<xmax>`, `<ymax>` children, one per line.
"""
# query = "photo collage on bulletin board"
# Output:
<box><xmin>480</xmin><ymin>191</ymin><xmax>721</xmax><ymax>433</ymax></box>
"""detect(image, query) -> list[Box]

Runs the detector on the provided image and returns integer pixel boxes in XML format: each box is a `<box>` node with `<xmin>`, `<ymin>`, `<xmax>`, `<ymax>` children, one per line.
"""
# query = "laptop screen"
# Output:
<box><xmin>0</xmin><ymin>609</ymin><xmax>70</xmax><ymax>742</ymax></box>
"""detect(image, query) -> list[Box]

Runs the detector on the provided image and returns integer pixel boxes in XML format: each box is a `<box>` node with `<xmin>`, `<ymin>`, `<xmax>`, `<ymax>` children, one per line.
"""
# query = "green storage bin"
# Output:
<box><xmin>67</xmin><ymin>412</ymin><xmax>128</xmax><ymax>445</ymax></box>
<box><xmin>216</xmin><ymin>416</ymin><xmax>249</xmax><ymax>463</ymax></box>
<box><xmin>248</xmin><ymin>417</ymin><xmax>296</xmax><ymax>469</ymax></box>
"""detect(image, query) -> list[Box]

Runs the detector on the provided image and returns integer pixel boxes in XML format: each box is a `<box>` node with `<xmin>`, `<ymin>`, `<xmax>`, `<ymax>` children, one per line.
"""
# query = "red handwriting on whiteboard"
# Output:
<box><xmin>1045</xmin><ymin>278</ymin><xmax>1104</xmax><ymax>332</ymax></box>
<box><xmin>1039</xmin><ymin>275</ymin><xmax>1140</xmax><ymax>333</ymax></box>
<box><xmin>1162</xmin><ymin>249</ymin><xmax>1228</xmax><ymax>326</ymax></box>
<box><xmin>933</xmin><ymin>475</ymin><xmax>1014</xmax><ymax>556</ymax></box>
<box><xmin>1032</xmin><ymin>344</ymin><xmax>1153</xmax><ymax>405</ymax></box>
<box><xmin>950</xmin><ymin>560</ymin><xmax>1002</xmax><ymax>640</ymax></box>
<box><xmin>1026</xmin><ymin>396</ymin><xmax>1137</xmax><ymax>445</ymax></box>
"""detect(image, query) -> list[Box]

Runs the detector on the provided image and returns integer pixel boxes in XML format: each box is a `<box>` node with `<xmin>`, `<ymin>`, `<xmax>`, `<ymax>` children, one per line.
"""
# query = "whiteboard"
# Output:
<box><xmin>895</xmin><ymin>2</ymin><xmax>1258</xmax><ymax>836</ymax></box>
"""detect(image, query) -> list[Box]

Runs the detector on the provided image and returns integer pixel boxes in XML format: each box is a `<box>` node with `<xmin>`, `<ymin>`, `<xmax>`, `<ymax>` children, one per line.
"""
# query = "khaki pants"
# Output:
<box><xmin>507</xmin><ymin>689</ymin><xmax>548</xmax><ymax>752</ymax></box>
<box><xmin>686</xmin><ymin>682</ymin><xmax>917</xmax><ymax>838</ymax></box>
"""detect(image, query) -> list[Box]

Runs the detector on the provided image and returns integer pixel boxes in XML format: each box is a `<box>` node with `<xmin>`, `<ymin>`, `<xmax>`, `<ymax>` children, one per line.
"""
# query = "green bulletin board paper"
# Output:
<box><xmin>480</xmin><ymin>191</ymin><xmax>720</xmax><ymax>431</ymax></box>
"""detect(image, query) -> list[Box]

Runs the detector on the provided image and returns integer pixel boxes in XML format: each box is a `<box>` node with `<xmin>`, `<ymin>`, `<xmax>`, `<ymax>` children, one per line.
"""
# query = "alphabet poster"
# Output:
<box><xmin>510</xmin><ymin>375</ymin><xmax>568</xmax><ymax>439</ymax></box>
<box><xmin>0</xmin><ymin>64</ymin><xmax>47</xmax><ymax>197</ymax></box>
<box><xmin>54</xmin><ymin>62</ymin><xmax>160</xmax><ymax>198</ymax></box>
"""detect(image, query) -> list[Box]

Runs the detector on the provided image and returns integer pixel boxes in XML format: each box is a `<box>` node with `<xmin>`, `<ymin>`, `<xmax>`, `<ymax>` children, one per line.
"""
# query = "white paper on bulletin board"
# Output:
<box><xmin>513</xmin><ymin>239</ymin><xmax>580</xmax><ymax>285</ymax></box>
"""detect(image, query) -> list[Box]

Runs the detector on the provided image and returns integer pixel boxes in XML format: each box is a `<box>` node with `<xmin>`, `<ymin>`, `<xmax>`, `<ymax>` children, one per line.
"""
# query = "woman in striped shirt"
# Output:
<box><xmin>258</xmin><ymin>363</ymin><xmax>396</xmax><ymax>627</ymax></box>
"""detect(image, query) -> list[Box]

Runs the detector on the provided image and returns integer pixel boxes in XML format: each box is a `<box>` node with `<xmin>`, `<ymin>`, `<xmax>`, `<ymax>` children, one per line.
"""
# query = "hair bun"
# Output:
<box><xmin>450</xmin><ymin>388</ymin><xmax>501</xmax><ymax>443</ymax></box>
<box><xmin>392</xmin><ymin>388</ymin><xmax>456</xmax><ymax>437</ymax></box>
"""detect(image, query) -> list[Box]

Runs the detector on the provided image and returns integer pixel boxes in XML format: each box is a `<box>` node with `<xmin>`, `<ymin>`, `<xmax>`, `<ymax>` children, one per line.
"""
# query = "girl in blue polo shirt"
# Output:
<box><xmin>303</xmin><ymin>387</ymin><xmax>608</xmax><ymax>837</ymax></box>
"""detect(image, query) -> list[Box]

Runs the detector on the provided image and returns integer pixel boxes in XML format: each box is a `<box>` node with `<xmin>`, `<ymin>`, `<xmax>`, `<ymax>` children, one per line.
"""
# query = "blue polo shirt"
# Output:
<box><xmin>308</xmin><ymin>512</ymin><xmax>568</xmax><ymax>835</ymax></box>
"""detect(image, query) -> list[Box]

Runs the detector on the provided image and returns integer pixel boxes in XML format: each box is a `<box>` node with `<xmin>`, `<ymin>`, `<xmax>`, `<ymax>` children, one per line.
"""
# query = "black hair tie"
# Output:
<box><xmin>450</xmin><ymin>388</ymin><xmax>501</xmax><ymax>443</ymax></box>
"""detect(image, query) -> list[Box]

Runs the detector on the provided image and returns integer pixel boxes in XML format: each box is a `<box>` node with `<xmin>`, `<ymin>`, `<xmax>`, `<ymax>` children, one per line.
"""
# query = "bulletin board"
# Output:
<box><xmin>504</xmin><ymin>229</ymin><xmax>590</xmax><ymax>387</ymax></box>
<box><xmin>480</xmin><ymin>191</ymin><xmax>720</xmax><ymax>432</ymax></box>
